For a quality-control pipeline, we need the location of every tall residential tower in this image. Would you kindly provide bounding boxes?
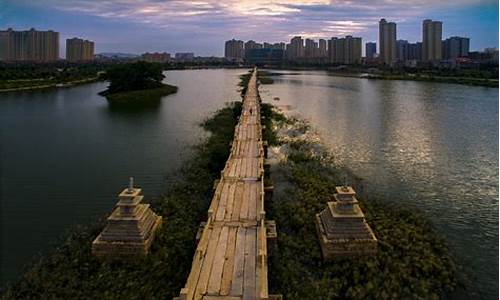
[378,19,397,65]
[365,42,376,59]
[66,38,94,62]
[224,39,244,61]
[0,28,59,62]
[422,19,442,61]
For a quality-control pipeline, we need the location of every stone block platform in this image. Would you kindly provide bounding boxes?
[316,186,377,259]
[92,178,162,258]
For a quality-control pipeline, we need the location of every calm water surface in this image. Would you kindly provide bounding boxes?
[260,70,498,299]
[1,69,498,299]
[0,69,243,284]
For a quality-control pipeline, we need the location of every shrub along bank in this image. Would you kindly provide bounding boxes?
[1,101,242,299]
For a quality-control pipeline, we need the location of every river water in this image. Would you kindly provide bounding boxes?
[259,70,498,299]
[0,69,498,298]
[0,69,242,285]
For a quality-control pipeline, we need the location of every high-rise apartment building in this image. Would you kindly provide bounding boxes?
[396,40,424,62]
[0,28,59,62]
[273,42,286,50]
[66,38,94,62]
[328,36,362,64]
[396,40,409,62]
[422,19,442,61]
[345,36,362,64]
[244,40,262,58]
[442,36,469,59]
[318,39,327,58]
[305,38,317,58]
[224,39,244,61]
[408,42,422,61]
[365,42,376,59]
[287,36,305,60]
[379,19,397,65]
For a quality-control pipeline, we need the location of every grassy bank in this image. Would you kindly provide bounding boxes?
[0,63,108,92]
[366,74,498,88]
[1,101,242,299]
[100,83,178,106]
[259,104,459,299]
[0,76,102,92]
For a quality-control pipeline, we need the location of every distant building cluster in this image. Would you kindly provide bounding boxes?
[139,52,196,63]
[225,35,362,65]
[0,28,59,62]
[374,18,478,67]
[141,52,171,63]
[0,28,95,63]
[174,52,195,61]
[66,38,94,62]
[225,18,498,68]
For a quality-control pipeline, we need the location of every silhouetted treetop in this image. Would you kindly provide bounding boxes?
[106,61,165,93]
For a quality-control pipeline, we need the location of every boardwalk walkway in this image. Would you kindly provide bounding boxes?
[176,68,273,300]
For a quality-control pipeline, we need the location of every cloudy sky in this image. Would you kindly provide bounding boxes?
[1,0,498,56]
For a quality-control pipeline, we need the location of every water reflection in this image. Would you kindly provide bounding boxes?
[0,68,245,284]
[262,70,498,298]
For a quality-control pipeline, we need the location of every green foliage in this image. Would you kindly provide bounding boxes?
[0,62,106,90]
[261,103,286,146]
[1,102,242,300]
[105,62,165,94]
[261,105,458,300]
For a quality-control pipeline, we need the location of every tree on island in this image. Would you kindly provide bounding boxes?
[105,61,165,94]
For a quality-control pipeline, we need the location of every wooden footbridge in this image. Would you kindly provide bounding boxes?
[176,68,278,300]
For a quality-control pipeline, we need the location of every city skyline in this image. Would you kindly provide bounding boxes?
[1,0,498,56]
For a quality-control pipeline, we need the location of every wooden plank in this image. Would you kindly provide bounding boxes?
[195,226,222,300]
[247,157,253,178]
[255,224,262,299]
[242,228,256,300]
[235,157,242,178]
[239,182,249,220]
[228,183,237,219]
[225,182,238,221]
[215,182,230,221]
[248,183,257,220]
[231,182,243,222]
[202,296,241,300]
[184,227,213,300]
[257,224,268,299]
[230,227,246,296]
[254,158,260,178]
[227,160,234,178]
[207,226,229,295]
[220,227,238,296]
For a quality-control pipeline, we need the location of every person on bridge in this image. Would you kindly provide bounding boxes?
[250,108,253,115]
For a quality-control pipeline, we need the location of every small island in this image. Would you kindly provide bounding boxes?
[99,61,178,106]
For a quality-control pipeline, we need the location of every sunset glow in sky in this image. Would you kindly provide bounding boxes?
[1,0,498,56]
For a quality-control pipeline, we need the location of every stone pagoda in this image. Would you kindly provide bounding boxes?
[315,186,377,259]
[92,178,162,258]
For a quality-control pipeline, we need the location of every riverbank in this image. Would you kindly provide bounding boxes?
[0,76,102,93]
[263,109,462,299]
[363,73,499,88]
[262,66,498,88]
[0,100,242,299]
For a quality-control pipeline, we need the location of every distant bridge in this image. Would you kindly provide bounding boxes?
[175,68,279,300]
